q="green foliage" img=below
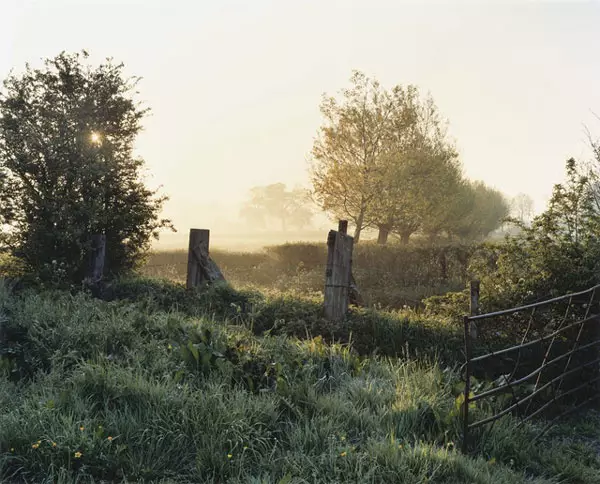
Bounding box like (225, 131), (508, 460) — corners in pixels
(0, 252), (25, 279)
(100, 276), (463, 364)
(310, 70), (509, 244)
(471, 159), (600, 309)
(423, 291), (470, 321)
(1, 282), (599, 483)
(448, 181), (510, 242)
(0, 51), (172, 284)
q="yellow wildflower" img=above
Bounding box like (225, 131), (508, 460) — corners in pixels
(227, 453), (233, 459)
(31, 443), (39, 449)
(10, 448), (14, 452)
(107, 436), (113, 441)
(489, 457), (496, 465)
(243, 446), (248, 450)
(74, 451), (82, 459)
(51, 442), (57, 448)
(340, 451), (347, 457)
(79, 426), (85, 432)
(340, 436), (346, 442)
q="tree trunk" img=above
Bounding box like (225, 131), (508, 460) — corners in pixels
(377, 225), (391, 245)
(353, 209), (365, 244)
(400, 231), (411, 245)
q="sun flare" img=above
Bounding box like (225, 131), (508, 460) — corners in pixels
(90, 131), (101, 144)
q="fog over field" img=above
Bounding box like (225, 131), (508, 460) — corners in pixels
(3, 0), (599, 252)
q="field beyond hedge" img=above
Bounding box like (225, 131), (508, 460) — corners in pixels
(2, 278), (600, 483)
(141, 242), (479, 310)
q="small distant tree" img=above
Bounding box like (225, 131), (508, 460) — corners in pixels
(240, 183), (313, 231)
(0, 51), (172, 283)
(510, 193), (535, 224)
(448, 181), (509, 241)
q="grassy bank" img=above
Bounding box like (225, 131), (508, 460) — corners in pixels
(1, 279), (600, 483)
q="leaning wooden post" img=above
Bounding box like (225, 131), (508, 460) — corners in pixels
(324, 220), (354, 322)
(186, 229), (225, 289)
(88, 234), (106, 284)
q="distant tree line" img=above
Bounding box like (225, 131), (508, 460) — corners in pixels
(310, 71), (510, 244)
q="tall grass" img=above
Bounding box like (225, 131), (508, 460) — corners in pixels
(1, 280), (600, 483)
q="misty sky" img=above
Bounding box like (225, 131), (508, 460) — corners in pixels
(2, 0), (600, 234)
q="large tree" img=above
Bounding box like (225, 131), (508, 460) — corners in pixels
(368, 94), (462, 244)
(311, 71), (465, 244)
(310, 71), (406, 242)
(0, 51), (171, 283)
(510, 193), (535, 224)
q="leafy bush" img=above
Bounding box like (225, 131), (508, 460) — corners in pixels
(0, 51), (171, 285)
(470, 159), (600, 310)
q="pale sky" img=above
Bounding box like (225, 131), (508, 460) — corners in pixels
(2, 0), (600, 236)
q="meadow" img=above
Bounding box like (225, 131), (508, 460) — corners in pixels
(140, 242), (478, 310)
(1, 271), (600, 483)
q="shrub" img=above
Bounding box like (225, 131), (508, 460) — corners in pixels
(0, 51), (171, 285)
(470, 159), (600, 310)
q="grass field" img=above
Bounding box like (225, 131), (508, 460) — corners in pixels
(1, 277), (600, 483)
(140, 242), (474, 310)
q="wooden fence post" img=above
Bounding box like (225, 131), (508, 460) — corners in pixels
(324, 220), (354, 322)
(87, 234), (106, 284)
(186, 229), (225, 289)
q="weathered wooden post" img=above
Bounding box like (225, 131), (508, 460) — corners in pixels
(88, 234), (106, 284)
(324, 220), (354, 322)
(186, 229), (225, 289)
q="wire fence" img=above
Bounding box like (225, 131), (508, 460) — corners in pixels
(462, 284), (600, 452)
